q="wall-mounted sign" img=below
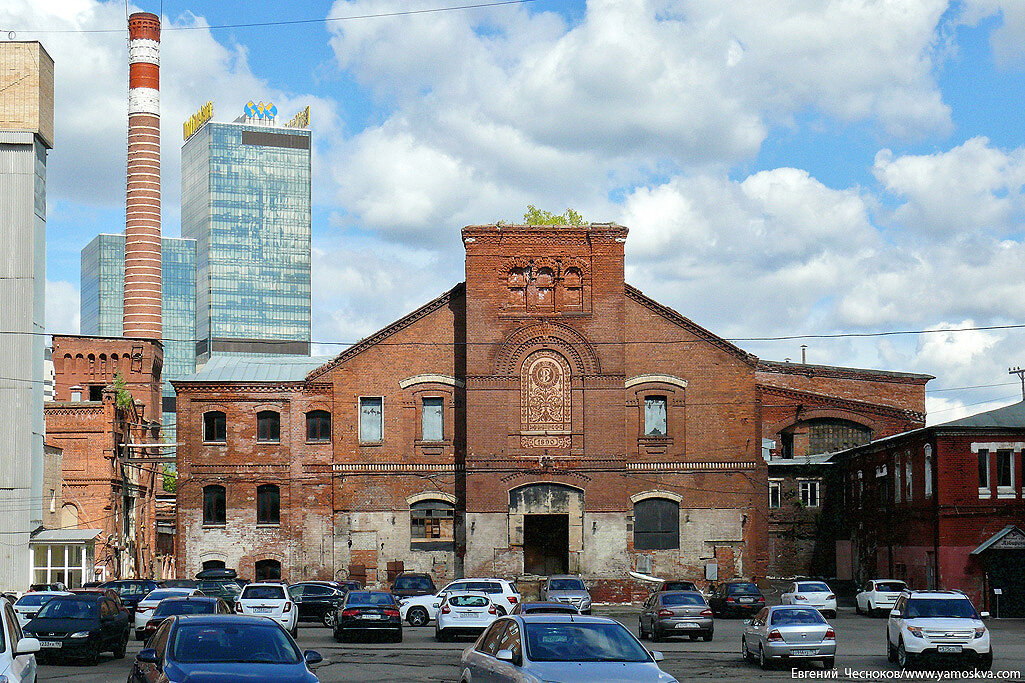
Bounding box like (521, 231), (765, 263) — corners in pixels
(286, 106), (311, 129)
(244, 101), (277, 120)
(183, 101), (213, 140)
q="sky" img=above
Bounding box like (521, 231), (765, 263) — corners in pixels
(4, 0), (1025, 424)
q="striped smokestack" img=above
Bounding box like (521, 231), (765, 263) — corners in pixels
(124, 12), (162, 339)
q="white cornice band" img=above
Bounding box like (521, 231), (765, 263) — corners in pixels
(625, 374), (688, 389)
(398, 374), (465, 389)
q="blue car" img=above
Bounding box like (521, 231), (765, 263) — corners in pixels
(128, 614), (322, 683)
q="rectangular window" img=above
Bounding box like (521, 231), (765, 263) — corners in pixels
(894, 458), (902, 503)
(359, 397), (383, 443)
(768, 480), (781, 509)
(978, 449), (990, 497)
(905, 459), (913, 501)
(799, 480), (820, 507)
(421, 397), (444, 442)
(997, 449), (1014, 498)
(643, 396), (668, 436)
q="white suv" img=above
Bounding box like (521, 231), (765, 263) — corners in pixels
(1, 596), (40, 683)
(398, 578), (519, 626)
(886, 590), (992, 670)
(856, 579), (907, 617)
(235, 582), (298, 638)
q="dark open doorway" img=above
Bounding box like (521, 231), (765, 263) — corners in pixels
(524, 514), (568, 575)
(987, 550), (1025, 618)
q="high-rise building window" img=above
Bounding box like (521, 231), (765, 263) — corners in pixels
(421, 397), (443, 442)
(306, 410), (331, 442)
(257, 485), (280, 525)
(203, 411), (226, 443)
(203, 485), (226, 526)
(257, 411), (280, 443)
(360, 397), (383, 443)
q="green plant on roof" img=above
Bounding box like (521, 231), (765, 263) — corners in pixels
(523, 205), (587, 226)
(112, 373), (134, 411)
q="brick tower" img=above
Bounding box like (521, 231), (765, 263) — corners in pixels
(124, 12), (162, 339)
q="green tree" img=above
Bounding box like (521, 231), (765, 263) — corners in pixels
(522, 205), (587, 226)
(162, 464), (177, 493)
(111, 373), (134, 410)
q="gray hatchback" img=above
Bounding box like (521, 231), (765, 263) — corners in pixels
(639, 590), (713, 642)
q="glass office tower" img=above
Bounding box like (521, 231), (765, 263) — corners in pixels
(80, 234), (196, 442)
(181, 118), (312, 362)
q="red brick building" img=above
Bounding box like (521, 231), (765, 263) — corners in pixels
(44, 334), (163, 581)
(835, 400), (1025, 616)
(174, 224), (928, 596)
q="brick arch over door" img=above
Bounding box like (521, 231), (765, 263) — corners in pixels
(766, 409), (880, 438)
(491, 322), (600, 376)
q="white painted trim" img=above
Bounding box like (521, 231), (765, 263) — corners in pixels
(625, 374), (688, 390)
(971, 442), (1025, 452)
(406, 491), (457, 507)
(128, 88), (160, 116)
(398, 374), (465, 389)
(629, 489), (683, 504)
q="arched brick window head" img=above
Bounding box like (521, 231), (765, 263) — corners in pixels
(203, 485), (225, 525)
(520, 350), (571, 448)
(203, 411), (226, 443)
(257, 411), (280, 442)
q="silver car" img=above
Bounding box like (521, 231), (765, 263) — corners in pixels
(540, 575), (592, 614)
(639, 590), (713, 642)
(742, 606), (836, 670)
(459, 614), (679, 683)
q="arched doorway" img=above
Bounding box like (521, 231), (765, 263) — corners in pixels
(510, 483), (584, 575)
(201, 559), (225, 571)
(255, 558), (282, 581)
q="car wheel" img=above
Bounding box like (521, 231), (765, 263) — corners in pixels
(392, 630), (403, 644)
(86, 643), (101, 666)
(408, 607), (429, 627)
(113, 632), (128, 659)
(651, 626), (662, 643)
(855, 602), (862, 615)
(979, 651), (993, 671)
(323, 611), (336, 628)
(702, 631), (713, 642)
(822, 656), (835, 669)
(435, 629), (448, 642)
(135, 631), (146, 642)
(887, 636), (896, 663)
(742, 637), (752, 662)
(759, 644), (771, 670)
(334, 629), (345, 643)
(897, 639), (914, 670)
(494, 605), (506, 616)
(638, 620), (648, 640)
(291, 624), (299, 639)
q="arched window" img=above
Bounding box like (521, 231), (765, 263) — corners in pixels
(563, 267), (583, 307)
(410, 499), (454, 541)
(257, 484), (280, 525)
(203, 485), (226, 525)
(203, 411), (226, 443)
(306, 410), (331, 442)
(924, 445), (933, 498)
(61, 504), (79, 529)
(633, 497), (679, 550)
(201, 559), (225, 571)
(257, 411), (280, 442)
(255, 559), (281, 581)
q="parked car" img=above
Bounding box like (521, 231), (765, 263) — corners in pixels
(288, 582), (347, 627)
(709, 580), (765, 617)
(157, 580), (198, 589)
(13, 591), (72, 627)
(510, 602), (578, 615)
(70, 587), (129, 615)
(781, 581), (837, 618)
(98, 579), (160, 614)
(399, 578), (520, 626)
(655, 580), (698, 592)
(435, 593), (500, 642)
(22, 593), (130, 665)
(639, 590), (714, 642)
(886, 590), (991, 670)
(194, 568), (237, 581)
(856, 579), (908, 617)
(333, 591), (401, 643)
(27, 583), (66, 593)
(742, 605), (836, 670)
(195, 580), (242, 610)
(335, 580), (363, 593)
(137, 596), (232, 643)
(0, 595), (40, 683)
(460, 614), (678, 683)
(539, 575), (592, 614)
(128, 615), (322, 683)
(390, 573), (437, 599)
(133, 588), (203, 640)
(235, 582), (298, 638)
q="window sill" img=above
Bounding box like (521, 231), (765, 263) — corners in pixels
(997, 488), (1016, 499)
(256, 523), (281, 528)
(202, 441), (227, 446)
(979, 488), (992, 499)
(306, 439), (331, 445)
(359, 441), (383, 447)
(256, 441), (281, 445)
(202, 524), (227, 529)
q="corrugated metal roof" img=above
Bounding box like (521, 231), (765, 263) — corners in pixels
(31, 528), (101, 543)
(939, 400), (1025, 429)
(177, 355), (331, 383)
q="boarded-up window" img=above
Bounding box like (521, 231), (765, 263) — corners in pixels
(410, 500), (454, 540)
(421, 397), (444, 441)
(644, 396), (668, 436)
(633, 497), (679, 550)
(360, 397), (383, 443)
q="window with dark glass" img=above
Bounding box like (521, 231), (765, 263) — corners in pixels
(633, 497), (679, 550)
(643, 396), (668, 436)
(978, 449), (990, 492)
(807, 419), (871, 455)
(257, 484), (280, 525)
(203, 485), (226, 525)
(306, 410), (331, 442)
(257, 411), (280, 442)
(410, 500), (454, 540)
(799, 480), (820, 507)
(997, 450), (1013, 489)
(360, 397), (383, 443)
(203, 411), (226, 443)
(768, 481), (781, 509)
(254, 559), (281, 581)
(421, 397), (444, 441)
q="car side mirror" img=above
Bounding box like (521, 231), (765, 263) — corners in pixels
(980, 611), (990, 620)
(136, 648), (159, 664)
(650, 650), (664, 662)
(304, 650), (323, 666)
(15, 637), (40, 656)
(890, 610), (901, 618)
(496, 649), (515, 663)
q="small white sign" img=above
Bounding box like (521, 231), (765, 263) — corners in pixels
(993, 588), (1003, 595)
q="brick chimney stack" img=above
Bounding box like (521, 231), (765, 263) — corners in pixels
(124, 12), (162, 339)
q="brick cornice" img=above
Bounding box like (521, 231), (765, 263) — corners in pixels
(759, 384), (926, 423)
(757, 359), (933, 385)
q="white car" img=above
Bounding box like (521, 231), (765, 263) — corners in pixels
(780, 581), (837, 618)
(12, 592), (71, 628)
(886, 590), (992, 670)
(235, 582), (298, 637)
(0, 596), (40, 683)
(435, 592), (499, 641)
(856, 579), (907, 617)
(133, 588), (202, 639)
(399, 578), (520, 626)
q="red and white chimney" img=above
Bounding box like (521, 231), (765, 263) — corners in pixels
(124, 12), (162, 339)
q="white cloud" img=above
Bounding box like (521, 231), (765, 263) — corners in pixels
(962, 1), (1025, 68)
(46, 279), (80, 335)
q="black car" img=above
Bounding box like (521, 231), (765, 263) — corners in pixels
(138, 596), (232, 642)
(23, 593), (130, 664)
(333, 591), (402, 643)
(390, 573), (436, 599)
(288, 583), (346, 627)
(194, 568), (237, 581)
(99, 579), (160, 614)
(657, 580), (698, 592)
(158, 579), (198, 589)
(195, 580), (242, 610)
(708, 580), (766, 617)
(510, 601), (579, 615)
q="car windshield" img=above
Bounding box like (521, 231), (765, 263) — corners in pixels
(906, 599), (979, 619)
(663, 582), (695, 591)
(145, 589), (190, 602)
(449, 595), (489, 608)
(727, 583), (759, 595)
(797, 582), (831, 593)
(16, 594), (60, 607)
(114, 582), (153, 597)
(154, 600), (216, 617)
(36, 599), (98, 620)
(241, 586), (285, 600)
(661, 593), (705, 607)
(525, 605), (576, 613)
(770, 608), (827, 626)
(549, 579), (585, 591)
(197, 582), (240, 598)
(877, 582), (906, 592)
(347, 592), (395, 607)
(525, 622), (650, 663)
(170, 622), (301, 664)
(393, 576), (433, 590)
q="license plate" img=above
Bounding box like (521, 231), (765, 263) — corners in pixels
(675, 622), (699, 629)
(360, 613), (381, 620)
(739, 597), (754, 603)
(253, 607), (273, 614)
(791, 649), (817, 656)
(937, 645), (962, 654)
(39, 641), (62, 649)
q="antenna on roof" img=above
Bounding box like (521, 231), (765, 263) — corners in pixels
(1010, 366), (1025, 401)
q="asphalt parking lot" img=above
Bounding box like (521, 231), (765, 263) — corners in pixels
(37, 606), (1025, 682)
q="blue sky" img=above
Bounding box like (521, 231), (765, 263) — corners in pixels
(4, 0), (1025, 421)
